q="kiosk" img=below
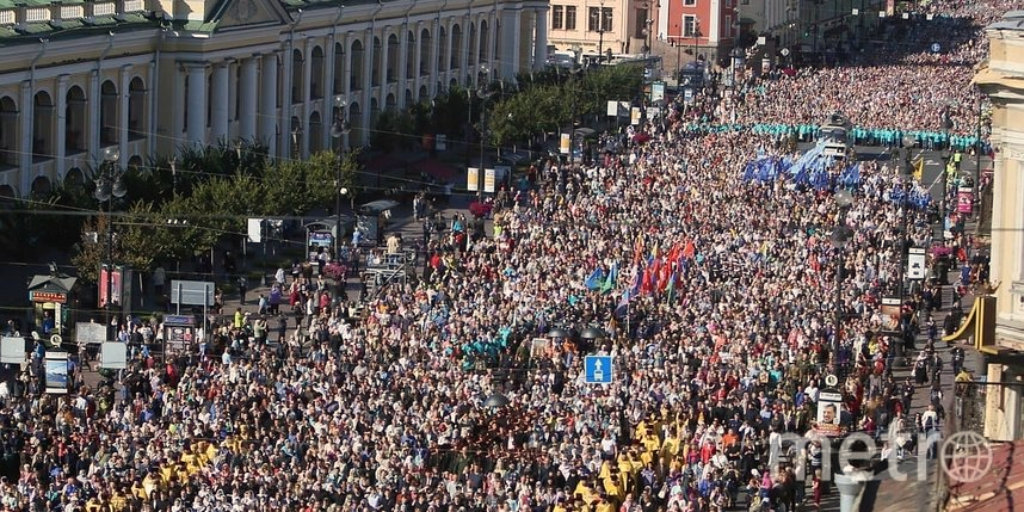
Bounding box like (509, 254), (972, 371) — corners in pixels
(26, 271), (77, 340)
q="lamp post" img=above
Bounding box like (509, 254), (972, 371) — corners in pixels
(898, 137), (915, 303)
(831, 190), (855, 364)
(693, 19), (702, 65)
(331, 94), (352, 261)
(568, 66), (582, 163)
(939, 146), (951, 243)
(477, 86), (494, 195)
(730, 46), (744, 88)
(94, 146), (126, 339)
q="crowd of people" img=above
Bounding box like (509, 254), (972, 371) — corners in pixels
(0, 1), (1006, 512)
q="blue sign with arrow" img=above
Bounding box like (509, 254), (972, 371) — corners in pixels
(584, 355), (614, 384)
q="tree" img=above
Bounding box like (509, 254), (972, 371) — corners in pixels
(261, 152), (338, 216)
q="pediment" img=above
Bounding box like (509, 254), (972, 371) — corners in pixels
(215, 0), (289, 30)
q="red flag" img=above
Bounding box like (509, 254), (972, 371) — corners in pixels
(633, 235), (645, 267)
(682, 240), (696, 260)
(658, 263), (673, 292)
(641, 268), (655, 296)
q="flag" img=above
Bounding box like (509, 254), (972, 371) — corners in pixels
(682, 239), (696, 260)
(666, 271), (678, 303)
(912, 158), (924, 182)
(657, 263), (673, 292)
(632, 234), (645, 266)
(600, 263), (618, 294)
(584, 267), (605, 290)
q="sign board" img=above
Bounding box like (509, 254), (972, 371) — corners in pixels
(99, 342), (128, 369)
(630, 107), (641, 125)
(852, 8), (859, 15)
(30, 291), (67, 304)
(559, 133), (571, 154)
(75, 322), (107, 345)
(247, 218), (263, 243)
(957, 188), (974, 214)
(908, 247), (927, 280)
(647, 107), (661, 118)
(684, 88), (694, 104)
(880, 297), (901, 330)
(165, 324), (195, 354)
(606, 100), (619, 117)
(436, 134), (447, 151)
(170, 281), (215, 307)
(0, 337), (24, 365)
(816, 389), (843, 436)
(484, 168), (496, 193)
(651, 82), (665, 103)
(98, 265), (123, 308)
(494, 165), (511, 186)
(584, 355), (614, 384)
(44, 352), (69, 394)
(530, 338), (549, 358)
(467, 167), (480, 192)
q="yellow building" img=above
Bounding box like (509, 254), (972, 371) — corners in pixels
(970, 10), (1024, 441)
(0, 0), (549, 198)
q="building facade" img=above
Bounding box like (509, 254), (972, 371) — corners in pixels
(0, 0), (549, 198)
(545, 0), (640, 59)
(972, 11), (1024, 441)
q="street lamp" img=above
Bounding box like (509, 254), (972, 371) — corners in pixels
(730, 46), (745, 88)
(94, 146), (125, 339)
(831, 190), (855, 364)
(477, 85), (494, 196)
(331, 94), (352, 261)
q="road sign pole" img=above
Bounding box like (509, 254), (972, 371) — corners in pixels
(176, 282), (182, 315)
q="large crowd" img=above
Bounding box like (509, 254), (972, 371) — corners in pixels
(0, 1), (1006, 511)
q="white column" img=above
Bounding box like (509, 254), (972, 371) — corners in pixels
(239, 57), (259, 140)
(709, 0), (721, 44)
(500, 10), (520, 80)
(362, 27), (374, 136)
(472, 16), (482, 86)
(535, 9), (548, 70)
(459, 15), (470, 84)
(342, 33), (352, 150)
(490, 12), (499, 73)
(510, 10), (521, 76)
(431, 18), (441, 95)
(118, 64), (131, 165)
(186, 64), (208, 147)
(259, 53), (279, 155)
(398, 24), (410, 107)
(300, 39), (313, 159)
(19, 81), (31, 178)
(211, 62), (230, 142)
(381, 27), (391, 87)
(323, 34), (337, 151)
(88, 70), (101, 158)
(444, 19), (454, 85)
(173, 68), (186, 139)
(414, 22), (424, 100)
(147, 61), (157, 156)
(56, 74), (68, 176)
(281, 44), (295, 158)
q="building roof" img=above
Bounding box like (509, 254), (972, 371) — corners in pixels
(27, 273), (77, 293)
(945, 440), (1024, 512)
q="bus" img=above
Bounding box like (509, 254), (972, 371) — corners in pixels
(819, 112), (852, 159)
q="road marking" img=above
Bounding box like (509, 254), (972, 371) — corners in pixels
(928, 170), (944, 192)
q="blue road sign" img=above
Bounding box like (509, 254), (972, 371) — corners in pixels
(584, 355), (614, 384)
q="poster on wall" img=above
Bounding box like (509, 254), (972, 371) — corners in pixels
(98, 265), (122, 308)
(467, 167), (479, 192)
(44, 352), (69, 394)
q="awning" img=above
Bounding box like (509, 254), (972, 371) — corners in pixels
(574, 127), (597, 137)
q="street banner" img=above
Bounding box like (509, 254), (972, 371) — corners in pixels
(467, 167), (479, 191)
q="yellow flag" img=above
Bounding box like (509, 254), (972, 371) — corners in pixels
(913, 158), (924, 182)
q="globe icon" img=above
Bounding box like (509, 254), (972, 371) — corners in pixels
(941, 431), (994, 484)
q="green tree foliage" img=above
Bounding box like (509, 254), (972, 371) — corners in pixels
(262, 151), (343, 216)
(371, 109), (418, 153)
